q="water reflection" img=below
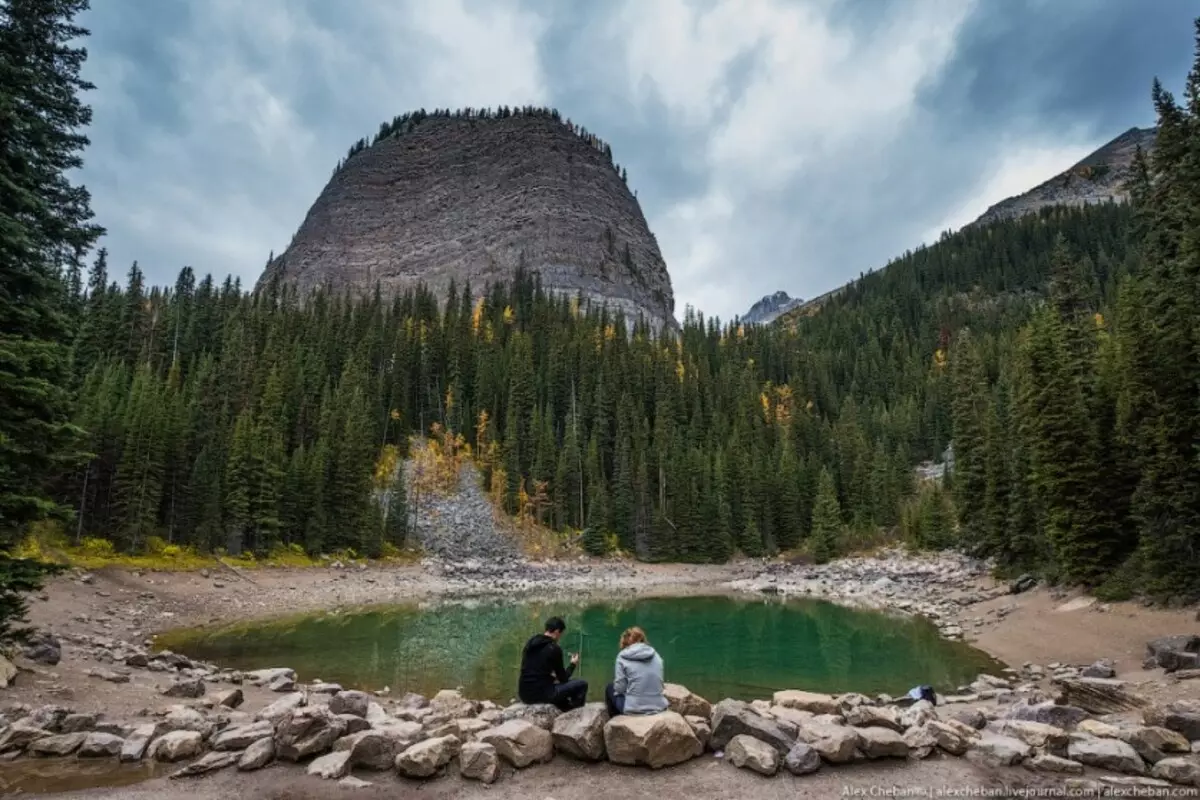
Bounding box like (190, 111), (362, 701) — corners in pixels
(159, 595), (1004, 702)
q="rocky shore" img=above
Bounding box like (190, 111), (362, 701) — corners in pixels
(3, 636), (1200, 794)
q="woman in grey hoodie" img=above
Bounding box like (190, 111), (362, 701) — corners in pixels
(605, 627), (669, 716)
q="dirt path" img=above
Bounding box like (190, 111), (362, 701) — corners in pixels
(44, 754), (1017, 800)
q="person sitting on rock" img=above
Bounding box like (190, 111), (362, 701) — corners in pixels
(605, 626), (668, 717)
(518, 616), (588, 711)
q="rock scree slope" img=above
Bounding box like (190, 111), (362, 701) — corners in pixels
(259, 111), (677, 332)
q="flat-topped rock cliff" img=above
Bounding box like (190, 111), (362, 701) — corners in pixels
(259, 109), (677, 332)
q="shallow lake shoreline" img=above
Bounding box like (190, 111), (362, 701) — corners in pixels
(4, 552), (1200, 798)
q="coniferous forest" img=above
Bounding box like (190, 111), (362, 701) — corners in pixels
(3, 2), (1200, 609)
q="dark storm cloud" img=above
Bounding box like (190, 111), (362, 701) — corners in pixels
(75, 0), (1197, 322)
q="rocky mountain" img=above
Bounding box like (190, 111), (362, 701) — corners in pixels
(741, 291), (804, 324)
(258, 109), (677, 332)
(971, 126), (1156, 227)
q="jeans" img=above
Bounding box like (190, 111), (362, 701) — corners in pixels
(551, 678), (589, 711)
(605, 682), (625, 716)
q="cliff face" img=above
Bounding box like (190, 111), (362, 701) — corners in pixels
(971, 127), (1156, 228)
(259, 113), (677, 332)
(742, 291), (804, 324)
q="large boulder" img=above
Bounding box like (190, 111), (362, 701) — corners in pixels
(78, 732), (125, 758)
(213, 720), (274, 751)
(794, 720), (858, 764)
(459, 741), (500, 783)
(0, 719), (50, 752)
(119, 723), (161, 762)
(237, 737), (275, 771)
(274, 706), (347, 762)
(395, 735), (459, 778)
(784, 742), (821, 775)
(664, 684), (712, 719)
(727, 734), (779, 776)
(1004, 701), (1089, 730)
(1068, 735), (1146, 775)
(373, 720), (426, 752)
(334, 730), (396, 771)
(1144, 700), (1200, 741)
(150, 730), (204, 763)
(0, 654), (18, 688)
(1150, 756), (1200, 786)
(1121, 726), (1191, 764)
(163, 706), (214, 739)
(478, 719), (554, 768)
(685, 715), (711, 749)
(245, 667), (296, 686)
(710, 699), (795, 754)
(551, 704), (608, 761)
(1053, 677), (1147, 715)
(60, 713), (98, 734)
(28, 732), (86, 757)
(213, 689), (244, 709)
(845, 705), (904, 733)
(604, 711), (703, 769)
(900, 700), (938, 730)
(328, 690), (371, 718)
(499, 703), (560, 731)
(430, 689), (477, 719)
(855, 726), (908, 759)
(926, 721), (973, 756)
(992, 720), (1069, 757)
(903, 724), (938, 759)
(969, 733), (1032, 767)
(1146, 635), (1200, 672)
(773, 690), (839, 716)
(256, 692), (306, 722)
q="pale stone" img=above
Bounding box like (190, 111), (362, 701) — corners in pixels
(237, 737), (274, 771)
(334, 730), (396, 771)
(119, 723), (160, 762)
(1068, 735), (1146, 775)
(213, 689), (244, 709)
(255, 692), (306, 722)
(664, 684), (712, 719)
(1150, 756), (1200, 786)
(459, 741), (500, 783)
(551, 704), (608, 761)
(855, 726), (909, 759)
(307, 750), (352, 779)
(328, 690), (371, 718)
(845, 705), (904, 733)
(478, 719), (554, 768)
(395, 735), (458, 778)
(603, 711), (703, 769)
(726, 734), (779, 776)
(794, 720), (858, 764)
(783, 741), (821, 775)
(970, 733), (1033, 766)
(430, 689), (477, 719)
(150, 730), (203, 763)
(274, 705), (346, 762)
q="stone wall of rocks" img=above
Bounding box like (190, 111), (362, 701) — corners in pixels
(4, 647), (1200, 791)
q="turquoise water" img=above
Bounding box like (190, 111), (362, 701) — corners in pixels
(158, 594), (1003, 702)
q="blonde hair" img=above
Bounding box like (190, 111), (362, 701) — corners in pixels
(619, 626), (647, 649)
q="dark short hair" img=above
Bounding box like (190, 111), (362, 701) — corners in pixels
(544, 617), (566, 633)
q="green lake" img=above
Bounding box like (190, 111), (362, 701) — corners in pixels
(157, 595), (1004, 702)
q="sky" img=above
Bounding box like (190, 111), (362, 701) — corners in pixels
(78, 0), (1196, 322)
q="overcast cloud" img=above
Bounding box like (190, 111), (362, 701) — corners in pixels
(78, 0), (1196, 322)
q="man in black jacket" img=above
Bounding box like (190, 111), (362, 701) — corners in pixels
(517, 616), (588, 710)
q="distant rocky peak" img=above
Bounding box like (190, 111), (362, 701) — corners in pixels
(742, 291), (804, 324)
